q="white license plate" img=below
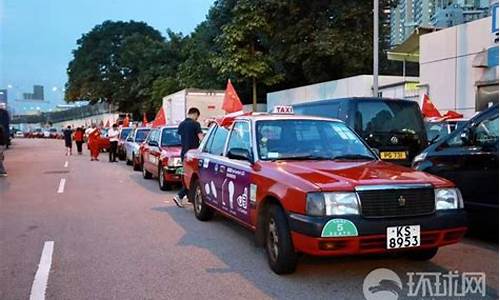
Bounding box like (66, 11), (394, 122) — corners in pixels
(386, 225), (420, 249)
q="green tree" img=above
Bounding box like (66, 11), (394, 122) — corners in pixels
(65, 21), (178, 117)
(212, 0), (283, 111)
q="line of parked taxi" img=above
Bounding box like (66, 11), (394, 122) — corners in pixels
(118, 100), (498, 275)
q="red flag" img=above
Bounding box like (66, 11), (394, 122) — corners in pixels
(438, 111), (463, 121)
(421, 94), (442, 118)
(123, 114), (130, 127)
(142, 113), (148, 126)
(222, 79), (243, 114)
(105, 120), (110, 128)
(152, 107), (166, 127)
(217, 111), (252, 127)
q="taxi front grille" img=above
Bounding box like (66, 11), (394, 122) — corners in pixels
(357, 187), (435, 218)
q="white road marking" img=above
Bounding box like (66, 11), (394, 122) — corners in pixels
(64, 161), (68, 168)
(57, 178), (66, 194)
(29, 241), (54, 300)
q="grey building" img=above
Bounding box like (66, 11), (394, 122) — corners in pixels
(389, 0), (490, 47)
(22, 85), (44, 100)
(0, 89), (7, 105)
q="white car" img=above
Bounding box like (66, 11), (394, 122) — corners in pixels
(124, 127), (151, 171)
(15, 131), (24, 138)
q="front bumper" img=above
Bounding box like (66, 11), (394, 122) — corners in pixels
(288, 210), (467, 256)
(162, 166), (182, 182)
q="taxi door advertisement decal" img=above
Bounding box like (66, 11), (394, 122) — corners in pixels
(221, 165), (251, 223)
(198, 158), (219, 207)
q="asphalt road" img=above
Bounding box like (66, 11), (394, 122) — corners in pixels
(1, 139), (498, 300)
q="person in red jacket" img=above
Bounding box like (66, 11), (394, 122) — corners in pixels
(87, 124), (101, 161)
(73, 127), (84, 155)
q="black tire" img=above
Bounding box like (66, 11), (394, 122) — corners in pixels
(265, 205), (298, 274)
(132, 154), (141, 171)
(158, 165), (171, 191)
(191, 180), (214, 221)
(142, 160), (152, 179)
(407, 248), (438, 261)
(126, 154), (132, 165)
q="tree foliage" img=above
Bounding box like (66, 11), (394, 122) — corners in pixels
(66, 1), (401, 114)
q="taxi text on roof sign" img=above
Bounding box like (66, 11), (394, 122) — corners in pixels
(272, 105), (294, 114)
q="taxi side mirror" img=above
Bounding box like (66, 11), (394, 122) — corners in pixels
(126, 137), (133, 142)
(227, 148), (253, 162)
(148, 140), (159, 147)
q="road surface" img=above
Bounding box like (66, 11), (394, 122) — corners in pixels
(1, 139), (498, 299)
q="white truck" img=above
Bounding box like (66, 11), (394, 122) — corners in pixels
(162, 89), (226, 126)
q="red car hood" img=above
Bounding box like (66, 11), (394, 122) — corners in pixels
(261, 160), (452, 191)
(160, 146), (182, 156)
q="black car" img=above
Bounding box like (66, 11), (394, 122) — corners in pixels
(293, 97), (427, 166)
(413, 105), (499, 223)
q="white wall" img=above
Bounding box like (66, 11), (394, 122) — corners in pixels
(266, 75), (419, 109)
(52, 113), (120, 129)
(420, 17), (498, 117)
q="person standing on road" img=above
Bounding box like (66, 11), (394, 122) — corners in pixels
(0, 125), (7, 177)
(87, 124), (101, 161)
(108, 124), (119, 162)
(173, 107), (204, 207)
(63, 125), (73, 156)
(73, 127), (84, 155)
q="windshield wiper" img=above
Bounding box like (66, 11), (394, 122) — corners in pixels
(332, 154), (375, 161)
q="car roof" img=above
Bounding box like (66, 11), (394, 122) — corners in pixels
(234, 113), (342, 123)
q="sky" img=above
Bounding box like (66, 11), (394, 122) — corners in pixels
(0, 0), (214, 109)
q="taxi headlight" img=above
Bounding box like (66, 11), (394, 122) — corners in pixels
(306, 192), (360, 216)
(167, 157), (182, 167)
(435, 188), (463, 210)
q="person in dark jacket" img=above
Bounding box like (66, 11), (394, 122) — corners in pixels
(63, 125), (73, 156)
(173, 107), (204, 207)
(0, 125), (7, 176)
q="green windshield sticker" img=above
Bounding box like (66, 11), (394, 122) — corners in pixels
(321, 219), (358, 237)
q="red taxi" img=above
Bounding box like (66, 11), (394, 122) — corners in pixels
(182, 111), (467, 274)
(141, 126), (183, 190)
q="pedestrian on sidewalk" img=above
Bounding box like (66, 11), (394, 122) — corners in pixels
(87, 124), (101, 161)
(0, 125), (7, 177)
(173, 107), (204, 207)
(108, 124), (119, 162)
(63, 125), (73, 156)
(73, 127), (84, 155)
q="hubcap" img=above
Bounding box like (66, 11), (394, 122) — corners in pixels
(194, 186), (203, 213)
(267, 218), (279, 262)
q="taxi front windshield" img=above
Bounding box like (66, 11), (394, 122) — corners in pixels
(161, 128), (181, 147)
(120, 128), (132, 139)
(256, 120), (375, 161)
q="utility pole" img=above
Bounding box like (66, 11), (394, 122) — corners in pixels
(373, 0), (379, 97)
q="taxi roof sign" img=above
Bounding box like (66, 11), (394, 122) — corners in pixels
(272, 105), (294, 114)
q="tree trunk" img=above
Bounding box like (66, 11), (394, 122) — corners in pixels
(252, 77), (257, 112)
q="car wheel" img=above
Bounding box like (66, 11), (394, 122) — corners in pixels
(132, 154), (141, 171)
(265, 204), (298, 275)
(407, 248), (438, 261)
(158, 165), (171, 191)
(126, 153), (132, 165)
(190, 179), (214, 221)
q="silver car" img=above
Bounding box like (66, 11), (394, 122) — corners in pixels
(125, 127), (151, 171)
